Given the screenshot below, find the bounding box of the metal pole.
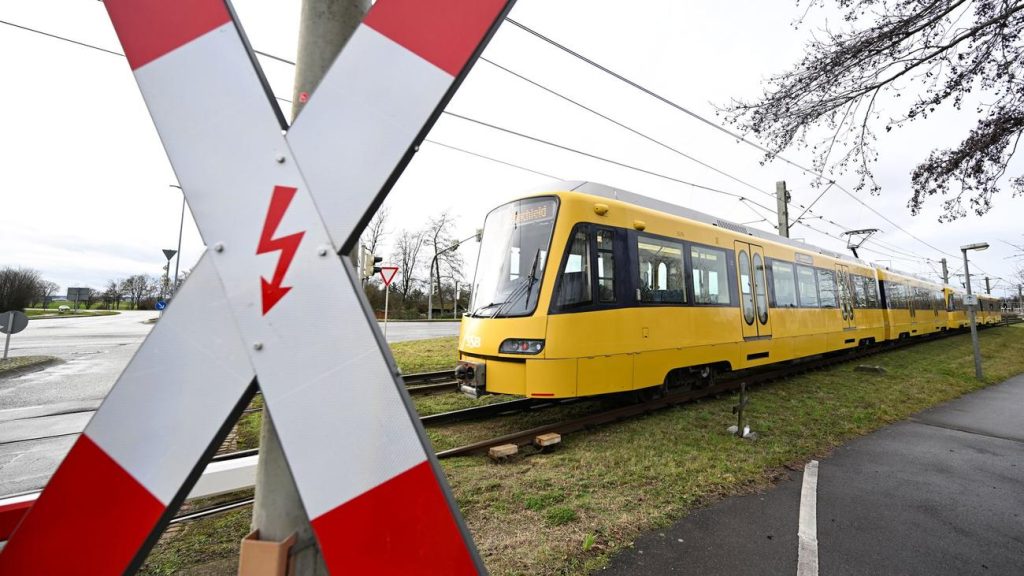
[940,258,948,285]
[3,312,12,360]
[427,253,437,320]
[453,280,458,319]
[963,250,983,380]
[384,284,390,339]
[252,1,369,573]
[985,276,991,295]
[174,193,185,293]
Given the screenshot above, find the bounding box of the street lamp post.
[169,185,186,294]
[961,242,989,380]
[427,231,480,320]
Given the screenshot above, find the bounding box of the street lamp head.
[960,242,989,252]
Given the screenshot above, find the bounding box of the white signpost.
[379,266,399,339]
[0,1,515,574]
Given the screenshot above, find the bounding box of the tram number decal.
[462,335,481,349]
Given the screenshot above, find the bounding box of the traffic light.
[361,247,383,279]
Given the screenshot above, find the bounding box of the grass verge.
[141,326,1024,575]
[0,355,60,378]
[26,310,120,319]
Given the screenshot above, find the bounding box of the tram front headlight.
[499,338,545,355]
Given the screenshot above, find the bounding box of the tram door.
[735,242,772,339]
[836,264,855,329]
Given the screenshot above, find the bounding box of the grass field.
[25,309,120,318]
[0,356,59,378]
[140,325,1024,575]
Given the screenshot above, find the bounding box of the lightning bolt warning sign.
[257,185,305,315]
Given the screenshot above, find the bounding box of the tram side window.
[889,283,906,309]
[796,265,819,307]
[863,277,879,308]
[555,228,592,307]
[817,269,838,308]
[637,235,685,303]
[596,229,616,303]
[691,245,731,304]
[771,261,797,308]
[853,275,868,308]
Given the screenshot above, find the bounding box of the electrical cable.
[505,17,962,261]
[2,18,294,105]
[442,110,780,215]
[423,139,563,180]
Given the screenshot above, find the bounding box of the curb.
[0,357,63,380]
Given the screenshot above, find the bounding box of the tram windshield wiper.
[472,301,508,316]
[492,249,541,318]
[522,248,541,311]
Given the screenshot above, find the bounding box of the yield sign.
[0,0,515,574]
[162,249,177,261]
[380,266,399,287]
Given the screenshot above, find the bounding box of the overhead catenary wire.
[504,17,961,261]
[423,138,563,180]
[1,18,294,104]
[441,110,780,215]
[476,54,946,268]
[479,57,779,203]
[6,15,958,273]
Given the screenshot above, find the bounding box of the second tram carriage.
[455,182,997,399]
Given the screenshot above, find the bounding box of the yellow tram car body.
[456,182,945,399]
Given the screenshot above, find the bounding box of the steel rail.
[434,329,973,459]
[170,497,254,525]
[420,397,584,427]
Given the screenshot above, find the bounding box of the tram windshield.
[469,196,558,318]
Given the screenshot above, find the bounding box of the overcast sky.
[2,0,1022,298]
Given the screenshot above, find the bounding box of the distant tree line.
[0,266,191,312]
[360,207,473,319]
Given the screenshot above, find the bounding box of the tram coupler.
[455,360,488,398]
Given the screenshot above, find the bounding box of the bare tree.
[425,211,465,314]
[390,228,426,302]
[361,204,390,257]
[121,274,155,310]
[37,280,60,310]
[103,280,123,310]
[724,0,1024,221]
[0,267,41,311]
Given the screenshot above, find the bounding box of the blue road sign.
[155,300,167,311]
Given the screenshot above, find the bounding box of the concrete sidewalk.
[601,373,1024,576]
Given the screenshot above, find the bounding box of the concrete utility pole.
[940,258,948,285]
[961,242,988,380]
[776,181,790,238]
[252,1,369,573]
[985,276,991,295]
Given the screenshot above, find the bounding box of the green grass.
[0,355,59,377]
[25,309,120,319]
[140,326,1024,575]
[391,336,459,373]
[442,325,1024,575]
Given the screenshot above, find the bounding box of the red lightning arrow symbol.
[257,185,305,315]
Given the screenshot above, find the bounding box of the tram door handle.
[642,327,649,339]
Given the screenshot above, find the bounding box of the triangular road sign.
[379,266,399,287]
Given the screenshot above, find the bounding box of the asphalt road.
[602,374,1024,576]
[0,315,460,496]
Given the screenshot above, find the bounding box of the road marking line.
[797,460,819,576]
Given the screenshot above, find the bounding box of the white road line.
[797,460,819,576]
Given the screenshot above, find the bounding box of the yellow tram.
[455,182,969,399]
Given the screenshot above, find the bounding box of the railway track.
[107,322,1024,526]
[435,323,1018,458]
[403,369,458,395]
